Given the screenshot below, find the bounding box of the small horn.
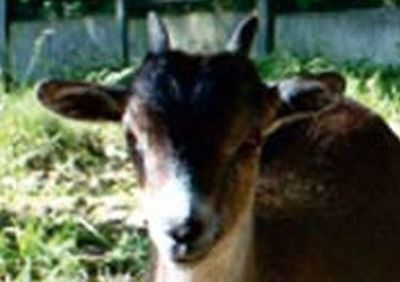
[147,12,170,54]
[226,14,259,56]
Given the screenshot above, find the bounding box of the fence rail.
[1,0,270,90]
[275,7,400,66]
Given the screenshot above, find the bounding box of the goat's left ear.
[312,71,346,95]
[37,80,129,122]
[226,14,258,56]
[271,72,346,113]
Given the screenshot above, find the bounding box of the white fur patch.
[142,161,207,262]
[147,162,193,226]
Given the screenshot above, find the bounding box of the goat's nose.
[168,218,204,244]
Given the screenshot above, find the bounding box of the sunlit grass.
[0,212,148,281]
[0,71,147,281]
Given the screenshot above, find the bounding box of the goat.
[37,13,400,282]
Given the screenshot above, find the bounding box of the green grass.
[1,56,400,281]
[0,69,149,281]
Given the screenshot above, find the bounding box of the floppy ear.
[259,84,324,140]
[312,71,346,95]
[271,72,346,114]
[37,80,129,121]
[226,14,258,56]
[147,12,170,55]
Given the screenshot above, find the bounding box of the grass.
[1,56,400,281]
[0,69,149,281]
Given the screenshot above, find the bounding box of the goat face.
[123,52,263,260]
[123,15,265,264]
[37,14,266,264]
[36,13,345,265]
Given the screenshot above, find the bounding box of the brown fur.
[254,98,400,282]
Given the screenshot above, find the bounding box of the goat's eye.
[240,129,262,151]
[222,129,261,160]
[125,132,143,165]
[222,144,239,157]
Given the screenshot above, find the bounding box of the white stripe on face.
[147,161,193,227]
[143,161,193,261]
[140,158,219,262]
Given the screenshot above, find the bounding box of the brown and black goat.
[37,13,400,282]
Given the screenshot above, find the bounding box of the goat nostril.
[169,218,204,244]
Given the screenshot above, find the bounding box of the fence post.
[257,0,274,57]
[116,0,129,67]
[0,0,11,92]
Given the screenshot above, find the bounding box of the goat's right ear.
[270,72,346,114]
[312,71,346,95]
[36,80,129,122]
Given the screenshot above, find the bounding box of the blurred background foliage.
[9,0,400,21]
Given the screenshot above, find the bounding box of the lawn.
[1,55,400,281]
